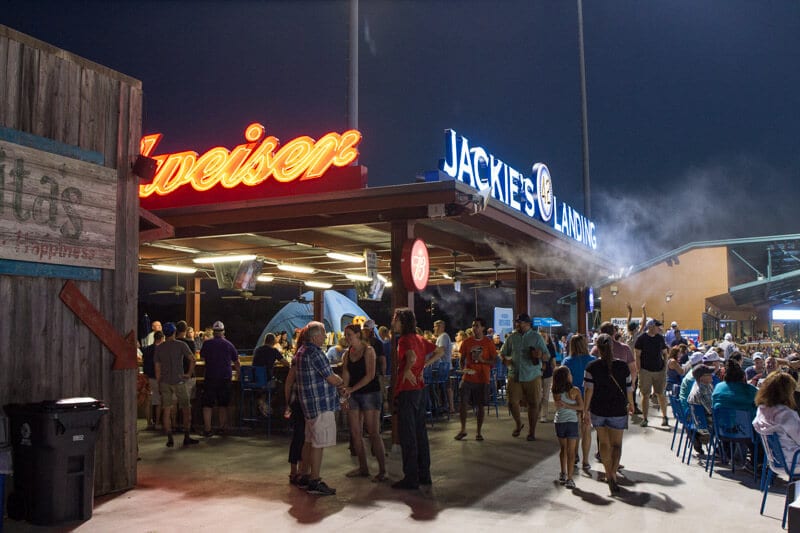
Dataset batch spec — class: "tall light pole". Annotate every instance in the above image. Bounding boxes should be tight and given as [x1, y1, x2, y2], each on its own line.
[348, 0, 359, 133]
[577, 0, 591, 218]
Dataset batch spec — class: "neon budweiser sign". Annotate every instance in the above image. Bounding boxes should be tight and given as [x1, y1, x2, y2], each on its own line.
[138, 123, 362, 198]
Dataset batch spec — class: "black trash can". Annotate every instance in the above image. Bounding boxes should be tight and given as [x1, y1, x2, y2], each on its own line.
[4, 398, 108, 526]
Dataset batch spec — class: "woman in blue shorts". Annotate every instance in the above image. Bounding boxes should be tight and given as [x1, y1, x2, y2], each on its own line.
[342, 324, 387, 481]
[583, 334, 634, 494]
[552, 365, 584, 489]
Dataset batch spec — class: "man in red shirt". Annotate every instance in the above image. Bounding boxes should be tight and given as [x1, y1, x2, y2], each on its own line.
[391, 308, 444, 490]
[454, 317, 497, 442]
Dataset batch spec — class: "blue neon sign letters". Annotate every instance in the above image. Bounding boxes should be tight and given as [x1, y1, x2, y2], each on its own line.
[438, 129, 598, 250]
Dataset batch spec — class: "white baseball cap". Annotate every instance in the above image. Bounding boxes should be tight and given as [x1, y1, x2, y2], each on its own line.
[212, 321, 225, 331]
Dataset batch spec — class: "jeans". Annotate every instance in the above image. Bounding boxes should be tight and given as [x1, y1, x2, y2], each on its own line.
[397, 388, 430, 484]
[288, 401, 305, 464]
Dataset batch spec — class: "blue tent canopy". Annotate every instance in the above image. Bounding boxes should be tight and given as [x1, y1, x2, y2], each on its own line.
[533, 317, 562, 328]
[255, 290, 371, 349]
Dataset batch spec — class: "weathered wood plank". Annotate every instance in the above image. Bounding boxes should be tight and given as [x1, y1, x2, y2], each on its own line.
[78, 67, 96, 154]
[0, 259, 101, 280]
[3, 38, 21, 129]
[33, 51, 56, 139]
[0, 36, 8, 126]
[0, 125, 104, 164]
[63, 61, 81, 146]
[18, 44, 39, 133]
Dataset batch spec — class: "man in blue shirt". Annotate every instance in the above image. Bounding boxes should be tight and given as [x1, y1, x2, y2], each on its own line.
[500, 313, 549, 441]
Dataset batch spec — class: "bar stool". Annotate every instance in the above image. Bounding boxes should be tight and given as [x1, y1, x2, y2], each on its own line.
[240, 366, 273, 436]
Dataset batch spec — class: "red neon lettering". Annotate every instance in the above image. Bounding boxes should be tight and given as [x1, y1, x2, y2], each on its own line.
[138, 123, 362, 198]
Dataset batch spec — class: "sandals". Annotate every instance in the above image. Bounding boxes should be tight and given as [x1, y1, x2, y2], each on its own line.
[454, 432, 468, 441]
[346, 469, 370, 478]
[475, 434, 484, 441]
[372, 472, 387, 483]
[512, 424, 525, 438]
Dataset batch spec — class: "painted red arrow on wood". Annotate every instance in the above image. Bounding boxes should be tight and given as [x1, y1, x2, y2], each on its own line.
[60, 280, 138, 370]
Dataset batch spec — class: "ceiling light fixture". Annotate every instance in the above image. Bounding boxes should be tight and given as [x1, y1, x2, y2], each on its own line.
[305, 280, 332, 289]
[377, 274, 388, 283]
[346, 273, 373, 282]
[193, 254, 257, 264]
[145, 242, 202, 254]
[257, 275, 274, 282]
[385, 281, 393, 288]
[326, 252, 364, 263]
[152, 264, 197, 274]
[278, 264, 315, 274]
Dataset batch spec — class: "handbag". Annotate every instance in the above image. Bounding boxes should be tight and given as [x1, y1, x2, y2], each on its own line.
[608, 366, 629, 406]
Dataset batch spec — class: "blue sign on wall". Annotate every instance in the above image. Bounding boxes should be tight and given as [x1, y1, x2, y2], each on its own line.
[433, 129, 598, 251]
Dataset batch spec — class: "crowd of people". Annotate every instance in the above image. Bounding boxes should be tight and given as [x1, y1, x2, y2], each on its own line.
[136, 303, 800, 500]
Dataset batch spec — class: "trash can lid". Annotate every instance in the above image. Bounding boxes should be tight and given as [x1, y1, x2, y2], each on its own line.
[40, 397, 105, 412]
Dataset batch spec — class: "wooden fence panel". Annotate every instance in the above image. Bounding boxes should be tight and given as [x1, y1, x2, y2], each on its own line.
[0, 24, 141, 495]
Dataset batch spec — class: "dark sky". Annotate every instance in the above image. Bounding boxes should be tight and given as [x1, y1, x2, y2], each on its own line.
[3, 0, 799, 265]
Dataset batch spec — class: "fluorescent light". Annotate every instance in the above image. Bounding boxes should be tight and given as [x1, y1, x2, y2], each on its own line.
[346, 273, 373, 282]
[278, 264, 315, 274]
[305, 280, 332, 289]
[385, 281, 393, 288]
[152, 264, 197, 274]
[193, 254, 257, 264]
[257, 275, 274, 282]
[377, 274, 388, 283]
[442, 273, 452, 279]
[326, 252, 364, 263]
[146, 242, 202, 254]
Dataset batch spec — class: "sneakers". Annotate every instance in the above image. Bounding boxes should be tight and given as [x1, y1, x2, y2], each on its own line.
[296, 475, 310, 489]
[633, 407, 643, 415]
[166, 436, 174, 448]
[661, 417, 669, 427]
[307, 479, 336, 496]
[558, 472, 566, 484]
[183, 435, 199, 446]
[565, 478, 576, 489]
[640, 419, 649, 427]
[202, 430, 213, 438]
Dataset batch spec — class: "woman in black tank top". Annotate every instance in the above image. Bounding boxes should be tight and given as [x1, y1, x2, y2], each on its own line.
[342, 324, 386, 481]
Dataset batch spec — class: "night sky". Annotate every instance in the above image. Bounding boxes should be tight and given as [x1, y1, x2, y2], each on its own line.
[2, 0, 799, 266]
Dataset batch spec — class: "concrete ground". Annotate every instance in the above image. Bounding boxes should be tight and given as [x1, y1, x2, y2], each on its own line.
[1, 406, 789, 532]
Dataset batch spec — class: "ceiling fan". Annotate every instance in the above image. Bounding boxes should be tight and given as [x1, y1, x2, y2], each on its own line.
[445, 251, 463, 281]
[149, 274, 205, 296]
[222, 290, 271, 301]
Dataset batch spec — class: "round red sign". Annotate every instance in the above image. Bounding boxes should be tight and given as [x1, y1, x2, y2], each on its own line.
[401, 239, 429, 292]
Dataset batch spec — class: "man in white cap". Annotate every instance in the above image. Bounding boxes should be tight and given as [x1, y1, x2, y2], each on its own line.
[679, 351, 707, 415]
[665, 321, 678, 347]
[718, 333, 736, 361]
[200, 321, 240, 437]
[745, 353, 766, 384]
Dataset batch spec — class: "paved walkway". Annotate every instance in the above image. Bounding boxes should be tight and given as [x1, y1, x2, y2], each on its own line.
[2, 408, 788, 532]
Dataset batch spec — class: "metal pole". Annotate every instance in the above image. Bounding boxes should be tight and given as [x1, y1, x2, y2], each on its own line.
[348, 0, 359, 133]
[577, 0, 591, 218]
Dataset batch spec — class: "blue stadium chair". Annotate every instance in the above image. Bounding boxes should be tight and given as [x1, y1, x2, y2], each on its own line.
[668, 394, 687, 453]
[684, 403, 711, 465]
[759, 432, 800, 529]
[709, 407, 758, 481]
